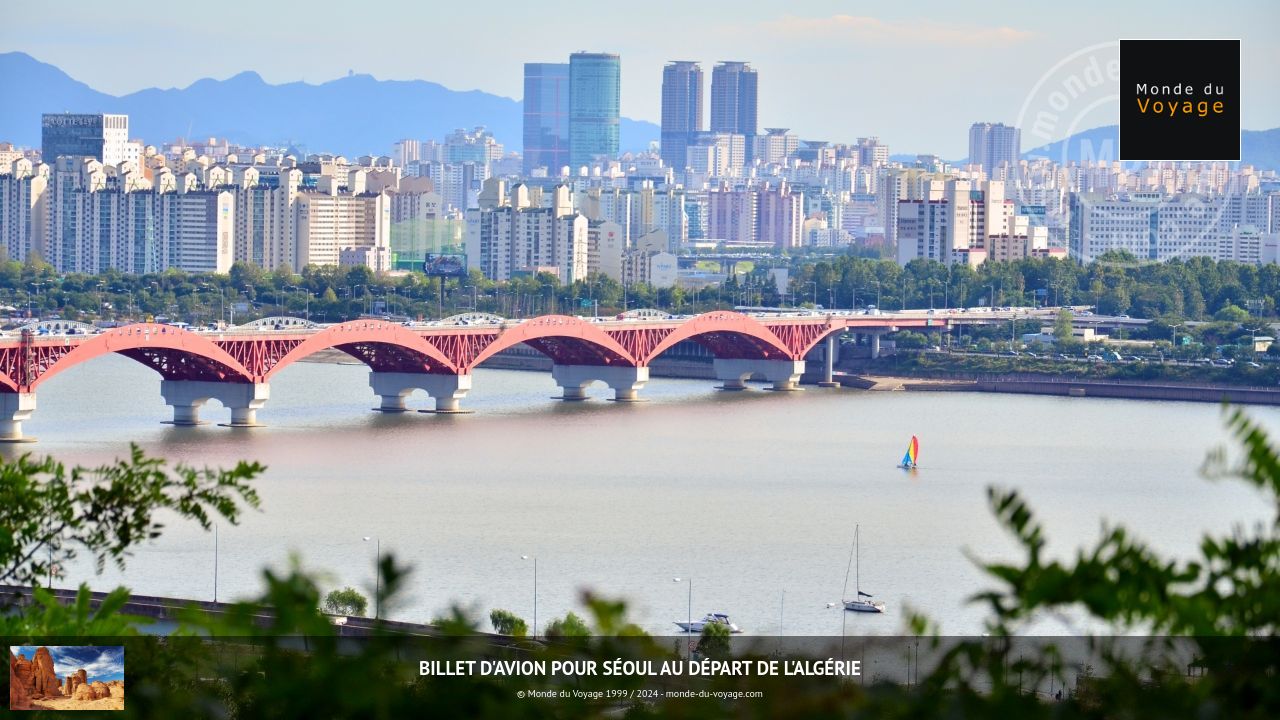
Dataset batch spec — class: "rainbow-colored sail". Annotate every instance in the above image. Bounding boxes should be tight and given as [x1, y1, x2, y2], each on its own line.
[901, 435, 919, 467]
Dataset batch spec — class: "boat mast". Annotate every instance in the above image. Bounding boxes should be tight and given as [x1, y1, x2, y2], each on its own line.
[855, 524, 861, 596]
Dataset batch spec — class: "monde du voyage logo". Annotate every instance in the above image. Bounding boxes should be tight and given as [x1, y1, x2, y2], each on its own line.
[1120, 39, 1240, 161]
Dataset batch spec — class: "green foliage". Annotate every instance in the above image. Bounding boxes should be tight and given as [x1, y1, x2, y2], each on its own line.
[696, 621, 731, 658]
[1053, 308, 1074, 341]
[1214, 303, 1250, 323]
[322, 586, 369, 617]
[488, 608, 528, 637]
[544, 611, 590, 638]
[0, 444, 263, 589]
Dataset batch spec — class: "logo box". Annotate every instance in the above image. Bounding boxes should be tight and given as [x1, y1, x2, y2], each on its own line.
[1119, 39, 1240, 161]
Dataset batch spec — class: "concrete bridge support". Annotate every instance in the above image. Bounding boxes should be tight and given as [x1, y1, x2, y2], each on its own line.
[160, 380, 270, 427]
[369, 372, 472, 413]
[714, 358, 806, 391]
[870, 332, 883, 359]
[818, 335, 840, 387]
[0, 392, 37, 442]
[551, 364, 649, 401]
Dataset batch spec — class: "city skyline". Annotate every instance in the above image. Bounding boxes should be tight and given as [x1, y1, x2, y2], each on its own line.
[4, 1, 1277, 158]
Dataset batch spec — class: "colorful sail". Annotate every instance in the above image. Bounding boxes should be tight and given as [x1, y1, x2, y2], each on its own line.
[901, 435, 919, 467]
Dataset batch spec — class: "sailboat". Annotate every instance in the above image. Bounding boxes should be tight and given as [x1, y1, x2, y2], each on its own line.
[842, 524, 886, 614]
[899, 435, 919, 469]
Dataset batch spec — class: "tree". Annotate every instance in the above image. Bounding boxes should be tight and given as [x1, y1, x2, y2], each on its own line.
[697, 620, 731, 658]
[488, 608, 528, 637]
[544, 611, 590, 638]
[0, 445, 262, 589]
[1053, 308, 1074, 342]
[321, 587, 369, 617]
[1213, 303, 1249, 323]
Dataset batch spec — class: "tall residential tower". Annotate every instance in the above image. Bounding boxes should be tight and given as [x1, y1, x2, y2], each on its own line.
[709, 62, 758, 164]
[660, 61, 703, 172]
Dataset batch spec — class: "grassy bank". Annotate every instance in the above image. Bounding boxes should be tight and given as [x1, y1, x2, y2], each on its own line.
[864, 352, 1280, 388]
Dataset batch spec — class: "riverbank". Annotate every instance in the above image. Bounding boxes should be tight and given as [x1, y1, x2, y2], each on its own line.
[298, 347, 1280, 405]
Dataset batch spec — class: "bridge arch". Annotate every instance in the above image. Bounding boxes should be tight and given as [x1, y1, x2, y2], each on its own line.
[467, 315, 637, 370]
[638, 311, 793, 364]
[261, 319, 460, 379]
[19, 323, 254, 392]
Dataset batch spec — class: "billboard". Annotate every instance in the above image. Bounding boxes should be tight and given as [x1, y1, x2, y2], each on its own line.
[423, 253, 467, 278]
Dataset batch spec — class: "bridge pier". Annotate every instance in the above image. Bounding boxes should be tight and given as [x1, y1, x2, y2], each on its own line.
[0, 392, 37, 442]
[369, 372, 472, 413]
[714, 358, 805, 391]
[160, 380, 270, 427]
[818, 335, 839, 387]
[551, 364, 649, 401]
[870, 332, 882, 359]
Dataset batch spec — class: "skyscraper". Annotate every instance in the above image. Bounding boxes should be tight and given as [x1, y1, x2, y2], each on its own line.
[660, 61, 703, 172]
[523, 63, 570, 175]
[710, 62, 758, 164]
[568, 52, 621, 169]
[968, 123, 1021, 175]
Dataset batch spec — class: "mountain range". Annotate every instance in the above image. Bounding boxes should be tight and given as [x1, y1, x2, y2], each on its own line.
[2, 52, 1276, 170]
[0, 52, 659, 157]
[1022, 125, 1280, 171]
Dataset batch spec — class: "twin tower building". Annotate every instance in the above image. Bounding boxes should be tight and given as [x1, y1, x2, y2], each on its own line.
[522, 55, 758, 177]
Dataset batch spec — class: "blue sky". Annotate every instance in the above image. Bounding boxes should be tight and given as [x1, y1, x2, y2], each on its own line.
[2, 0, 1276, 156]
[11, 645, 125, 684]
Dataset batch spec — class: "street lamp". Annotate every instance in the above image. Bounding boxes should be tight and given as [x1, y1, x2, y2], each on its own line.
[363, 536, 381, 619]
[807, 281, 817, 309]
[521, 555, 538, 639]
[213, 523, 219, 603]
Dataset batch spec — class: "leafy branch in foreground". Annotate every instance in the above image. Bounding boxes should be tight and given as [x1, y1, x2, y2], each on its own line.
[0, 443, 263, 590]
[973, 405, 1279, 636]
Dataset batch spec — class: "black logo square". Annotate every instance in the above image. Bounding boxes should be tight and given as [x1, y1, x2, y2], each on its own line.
[1120, 39, 1240, 161]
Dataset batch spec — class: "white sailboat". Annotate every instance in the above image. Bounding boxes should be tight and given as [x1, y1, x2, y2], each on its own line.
[842, 524, 885, 614]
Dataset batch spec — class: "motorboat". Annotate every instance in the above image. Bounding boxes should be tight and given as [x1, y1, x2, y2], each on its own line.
[674, 613, 743, 634]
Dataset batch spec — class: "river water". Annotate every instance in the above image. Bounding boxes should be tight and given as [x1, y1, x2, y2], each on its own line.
[7, 354, 1274, 637]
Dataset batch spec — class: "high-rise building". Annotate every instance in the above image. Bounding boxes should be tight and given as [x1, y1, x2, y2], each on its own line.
[41, 113, 130, 165]
[523, 63, 571, 175]
[568, 52, 621, 169]
[465, 180, 587, 283]
[968, 123, 1021, 175]
[660, 61, 703, 172]
[710, 62, 758, 165]
[0, 159, 50, 263]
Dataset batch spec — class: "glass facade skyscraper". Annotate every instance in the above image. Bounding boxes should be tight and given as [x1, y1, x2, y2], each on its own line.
[660, 61, 703, 172]
[523, 63, 570, 175]
[41, 113, 129, 165]
[710, 62, 758, 163]
[568, 52, 621, 169]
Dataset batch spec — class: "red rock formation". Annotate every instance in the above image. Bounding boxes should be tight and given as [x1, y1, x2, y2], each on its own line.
[73, 683, 96, 701]
[31, 646, 62, 698]
[108, 681, 125, 699]
[68, 667, 87, 696]
[11, 651, 34, 693]
[9, 653, 31, 710]
[89, 681, 110, 699]
[64, 674, 72, 696]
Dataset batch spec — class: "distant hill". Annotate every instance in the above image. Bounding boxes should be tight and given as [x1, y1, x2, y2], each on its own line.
[0, 52, 659, 156]
[1023, 124, 1280, 171]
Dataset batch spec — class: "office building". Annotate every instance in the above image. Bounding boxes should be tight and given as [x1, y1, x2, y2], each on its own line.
[660, 61, 703, 172]
[523, 63, 571, 175]
[41, 113, 130, 165]
[568, 52, 621, 169]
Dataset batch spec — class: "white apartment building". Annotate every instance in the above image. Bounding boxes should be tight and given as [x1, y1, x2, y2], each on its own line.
[0, 159, 49, 263]
[1069, 191, 1273, 263]
[295, 189, 390, 271]
[465, 180, 587, 283]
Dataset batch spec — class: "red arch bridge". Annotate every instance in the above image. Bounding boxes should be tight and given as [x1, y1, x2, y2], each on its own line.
[0, 308, 977, 441]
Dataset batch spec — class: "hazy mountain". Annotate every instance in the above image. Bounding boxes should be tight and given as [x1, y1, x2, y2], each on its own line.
[0, 52, 659, 156]
[1023, 124, 1280, 171]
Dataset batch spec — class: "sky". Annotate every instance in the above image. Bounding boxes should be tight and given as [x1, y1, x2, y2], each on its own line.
[3, 0, 1277, 157]
[11, 645, 126, 683]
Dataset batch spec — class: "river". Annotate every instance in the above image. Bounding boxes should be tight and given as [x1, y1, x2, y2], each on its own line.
[6, 354, 1274, 637]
